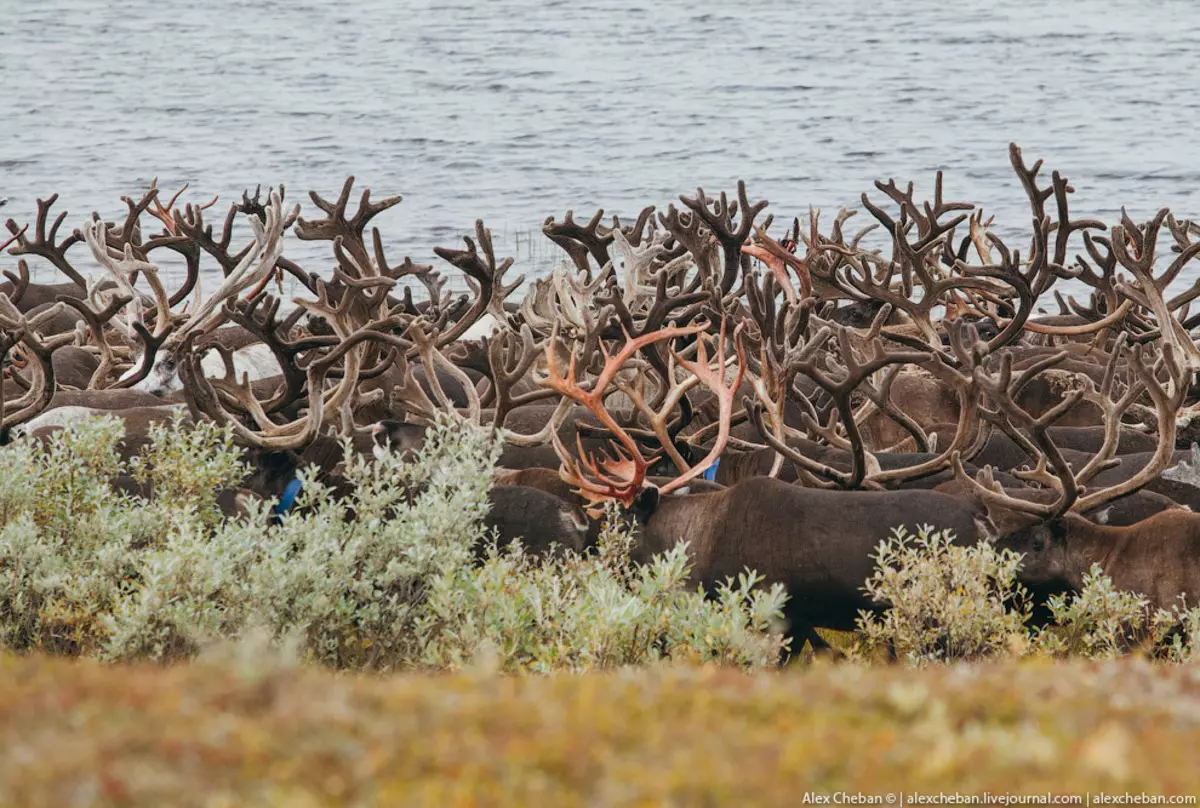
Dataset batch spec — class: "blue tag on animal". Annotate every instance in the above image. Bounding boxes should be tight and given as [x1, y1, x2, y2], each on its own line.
[272, 477, 303, 518]
[702, 458, 720, 481]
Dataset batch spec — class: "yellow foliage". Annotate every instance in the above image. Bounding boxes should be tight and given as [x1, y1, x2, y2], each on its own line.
[0, 653, 1197, 805]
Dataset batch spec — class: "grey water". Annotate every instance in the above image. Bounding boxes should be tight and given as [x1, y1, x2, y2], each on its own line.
[3, 0, 1200, 299]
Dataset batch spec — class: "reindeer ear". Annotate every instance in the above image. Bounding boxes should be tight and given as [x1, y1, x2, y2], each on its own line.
[973, 514, 999, 544]
[632, 486, 660, 522]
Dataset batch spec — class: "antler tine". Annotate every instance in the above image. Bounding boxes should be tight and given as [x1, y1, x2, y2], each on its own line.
[176, 190, 289, 344]
[0, 225, 28, 258]
[658, 202, 721, 284]
[0, 299, 72, 429]
[611, 227, 665, 308]
[179, 338, 320, 450]
[1073, 342, 1187, 514]
[786, 321, 930, 488]
[966, 352, 1085, 519]
[295, 177, 403, 273]
[745, 225, 810, 303]
[1, 258, 31, 308]
[875, 172, 974, 245]
[612, 333, 703, 477]
[843, 215, 999, 348]
[742, 321, 848, 485]
[407, 318, 481, 424]
[81, 220, 157, 340]
[745, 395, 848, 489]
[539, 321, 704, 507]
[57, 293, 129, 389]
[596, 265, 708, 402]
[680, 180, 768, 296]
[107, 187, 163, 255]
[950, 449, 1064, 521]
[657, 318, 746, 494]
[225, 291, 339, 414]
[93, 250, 179, 391]
[542, 208, 614, 275]
[433, 219, 525, 345]
[853, 363, 934, 457]
[614, 205, 657, 248]
[173, 199, 252, 276]
[1068, 333, 1145, 488]
[1111, 209, 1200, 372]
[146, 179, 217, 236]
[180, 300, 407, 450]
[486, 324, 557, 430]
[386, 351, 443, 426]
[3, 194, 87, 288]
[371, 227, 433, 290]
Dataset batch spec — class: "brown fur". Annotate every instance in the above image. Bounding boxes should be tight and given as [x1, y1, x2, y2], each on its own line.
[629, 478, 993, 650]
[1000, 511, 1200, 611]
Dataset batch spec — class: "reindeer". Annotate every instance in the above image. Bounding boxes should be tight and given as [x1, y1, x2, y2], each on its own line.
[8, 141, 1200, 652]
[948, 334, 1193, 611]
[540, 318, 997, 655]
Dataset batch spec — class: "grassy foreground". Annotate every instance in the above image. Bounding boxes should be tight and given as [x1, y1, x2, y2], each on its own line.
[0, 654, 1198, 806]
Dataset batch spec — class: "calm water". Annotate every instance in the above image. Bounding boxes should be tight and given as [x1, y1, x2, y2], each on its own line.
[3, 0, 1200, 295]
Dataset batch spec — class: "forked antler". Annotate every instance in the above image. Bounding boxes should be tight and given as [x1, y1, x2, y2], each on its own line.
[0, 295, 73, 429]
[951, 339, 1186, 519]
[539, 322, 705, 509]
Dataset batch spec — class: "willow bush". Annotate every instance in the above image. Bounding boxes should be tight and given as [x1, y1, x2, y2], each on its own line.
[3, 416, 1198, 670]
[855, 526, 1031, 665]
[857, 526, 1200, 665]
[0, 414, 787, 670]
[423, 503, 789, 671]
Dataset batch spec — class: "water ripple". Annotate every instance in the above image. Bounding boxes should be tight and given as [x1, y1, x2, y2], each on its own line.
[1, 0, 1199, 294]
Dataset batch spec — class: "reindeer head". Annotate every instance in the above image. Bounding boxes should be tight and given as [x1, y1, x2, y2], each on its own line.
[120, 348, 182, 396]
[995, 517, 1075, 590]
[370, 419, 428, 462]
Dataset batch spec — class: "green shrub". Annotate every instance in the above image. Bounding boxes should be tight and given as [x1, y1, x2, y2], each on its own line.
[1150, 598, 1200, 663]
[422, 503, 790, 671]
[1031, 570, 1200, 662]
[129, 411, 249, 524]
[0, 414, 787, 670]
[1029, 565, 1152, 659]
[855, 527, 1200, 666]
[854, 526, 1031, 665]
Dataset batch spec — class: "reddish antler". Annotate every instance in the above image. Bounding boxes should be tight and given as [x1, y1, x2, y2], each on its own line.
[540, 323, 704, 508]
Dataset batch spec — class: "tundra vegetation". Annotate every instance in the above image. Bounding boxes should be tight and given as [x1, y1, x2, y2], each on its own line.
[5, 146, 1200, 799]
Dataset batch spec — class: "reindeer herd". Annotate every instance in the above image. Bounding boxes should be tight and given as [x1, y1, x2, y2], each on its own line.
[4, 143, 1200, 653]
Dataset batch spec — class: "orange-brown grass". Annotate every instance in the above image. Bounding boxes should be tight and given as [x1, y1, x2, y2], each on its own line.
[0, 653, 1198, 806]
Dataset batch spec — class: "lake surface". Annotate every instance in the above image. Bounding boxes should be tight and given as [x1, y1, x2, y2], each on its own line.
[4, 0, 1200, 297]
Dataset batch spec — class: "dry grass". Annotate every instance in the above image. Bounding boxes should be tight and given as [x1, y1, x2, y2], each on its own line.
[1, 654, 1199, 806]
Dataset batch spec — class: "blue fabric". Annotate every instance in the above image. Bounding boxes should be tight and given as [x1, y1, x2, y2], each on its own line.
[701, 458, 720, 481]
[273, 477, 303, 516]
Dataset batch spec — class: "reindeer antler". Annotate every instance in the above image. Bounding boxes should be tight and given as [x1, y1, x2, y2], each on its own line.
[540, 322, 704, 509]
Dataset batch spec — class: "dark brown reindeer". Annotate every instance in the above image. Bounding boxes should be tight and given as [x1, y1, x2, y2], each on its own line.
[951, 338, 1194, 612]
[542, 318, 997, 656]
[10, 148, 1200, 656]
